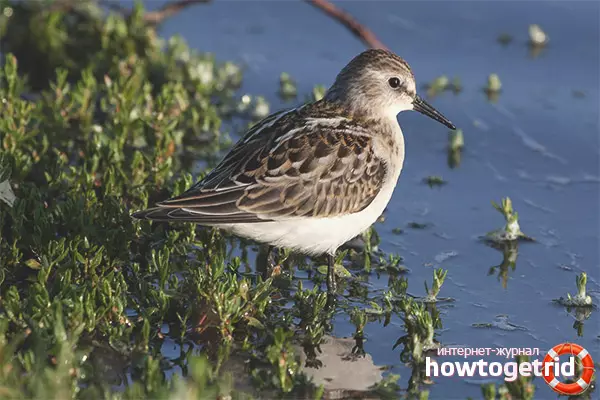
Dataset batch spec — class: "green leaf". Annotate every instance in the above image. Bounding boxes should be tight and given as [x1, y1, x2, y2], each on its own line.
[317, 264, 351, 278]
[335, 264, 351, 278]
[245, 316, 265, 330]
[25, 259, 41, 270]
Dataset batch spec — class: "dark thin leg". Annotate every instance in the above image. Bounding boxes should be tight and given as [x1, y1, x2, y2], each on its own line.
[262, 245, 277, 280]
[256, 245, 275, 281]
[326, 253, 337, 293]
[267, 245, 276, 269]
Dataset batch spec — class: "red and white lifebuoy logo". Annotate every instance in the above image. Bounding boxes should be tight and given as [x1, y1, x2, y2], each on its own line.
[543, 343, 595, 395]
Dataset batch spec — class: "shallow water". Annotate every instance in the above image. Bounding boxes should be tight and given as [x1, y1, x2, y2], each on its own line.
[145, 1, 599, 398]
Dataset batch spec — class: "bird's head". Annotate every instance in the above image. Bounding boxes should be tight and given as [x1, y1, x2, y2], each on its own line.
[326, 48, 455, 130]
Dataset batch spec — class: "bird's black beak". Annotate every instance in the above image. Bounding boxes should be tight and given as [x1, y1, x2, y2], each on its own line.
[413, 95, 456, 130]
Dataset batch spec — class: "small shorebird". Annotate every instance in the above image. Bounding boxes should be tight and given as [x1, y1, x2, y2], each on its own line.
[133, 49, 455, 292]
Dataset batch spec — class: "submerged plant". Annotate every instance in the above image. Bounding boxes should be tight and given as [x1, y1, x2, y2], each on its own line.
[554, 272, 594, 307]
[486, 197, 533, 243]
[423, 175, 447, 188]
[251, 95, 270, 119]
[279, 72, 297, 99]
[571, 306, 593, 337]
[395, 296, 443, 365]
[488, 241, 519, 289]
[423, 75, 461, 97]
[449, 128, 464, 151]
[350, 307, 367, 356]
[311, 84, 326, 101]
[447, 128, 464, 168]
[528, 24, 548, 47]
[375, 253, 407, 275]
[423, 269, 448, 303]
[486, 73, 502, 92]
[425, 75, 449, 96]
[484, 73, 501, 102]
[497, 33, 513, 45]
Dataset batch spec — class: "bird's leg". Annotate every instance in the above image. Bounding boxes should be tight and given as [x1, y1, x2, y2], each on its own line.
[326, 253, 337, 293]
[256, 245, 275, 280]
[262, 245, 278, 280]
[267, 245, 276, 270]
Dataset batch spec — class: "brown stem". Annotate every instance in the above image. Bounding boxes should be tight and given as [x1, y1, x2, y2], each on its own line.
[305, 0, 388, 50]
[99, 0, 386, 50]
[100, 0, 211, 25]
[142, 0, 211, 25]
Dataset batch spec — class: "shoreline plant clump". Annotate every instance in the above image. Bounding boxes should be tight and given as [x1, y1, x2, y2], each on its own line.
[0, 1, 308, 397]
[0, 1, 445, 398]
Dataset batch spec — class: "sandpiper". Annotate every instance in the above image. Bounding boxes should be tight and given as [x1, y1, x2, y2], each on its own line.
[133, 49, 456, 292]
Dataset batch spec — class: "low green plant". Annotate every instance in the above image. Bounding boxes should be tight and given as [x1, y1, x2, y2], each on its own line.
[554, 272, 594, 307]
[0, 1, 446, 398]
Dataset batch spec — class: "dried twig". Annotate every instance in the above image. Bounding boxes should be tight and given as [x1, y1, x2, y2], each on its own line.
[100, 0, 211, 25]
[99, 0, 387, 50]
[142, 0, 211, 25]
[305, 0, 388, 50]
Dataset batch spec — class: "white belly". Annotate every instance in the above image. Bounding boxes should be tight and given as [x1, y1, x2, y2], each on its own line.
[218, 163, 403, 256]
[219, 122, 406, 256]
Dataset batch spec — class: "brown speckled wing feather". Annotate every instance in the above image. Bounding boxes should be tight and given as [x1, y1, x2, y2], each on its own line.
[133, 103, 387, 224]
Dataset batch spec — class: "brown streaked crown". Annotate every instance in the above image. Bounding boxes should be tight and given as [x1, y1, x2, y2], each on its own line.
[336, 49, 414, 83]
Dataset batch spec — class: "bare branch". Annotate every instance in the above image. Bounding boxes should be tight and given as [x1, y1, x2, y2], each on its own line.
[306, 0, 388, 50]
[98, 0, 386, 49]
[143, 0, 211, 25]
[100, 0, 211, 25]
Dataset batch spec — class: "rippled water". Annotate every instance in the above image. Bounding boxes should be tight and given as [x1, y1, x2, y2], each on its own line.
[144, 1, 599, 398]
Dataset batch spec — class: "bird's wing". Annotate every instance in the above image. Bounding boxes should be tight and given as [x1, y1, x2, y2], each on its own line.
[132, 104, 387, 224]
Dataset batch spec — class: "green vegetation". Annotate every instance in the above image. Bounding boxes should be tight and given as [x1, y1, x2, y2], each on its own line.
[423, 75, 462, 97]
[481, 356, 535, 400]
[496, 33, 513, 46]
[554, 272, 594, 308]
[0, 1, 447, 398]
[485, 197, 532, 243]
[422, 175, 447, 188]
[278, 72, 297, 100]
[447, 128, 463, 169]
[528, 24, 548, 47]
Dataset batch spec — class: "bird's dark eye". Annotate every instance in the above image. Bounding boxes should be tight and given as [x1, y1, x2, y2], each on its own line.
[388, 77, 401, 89]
